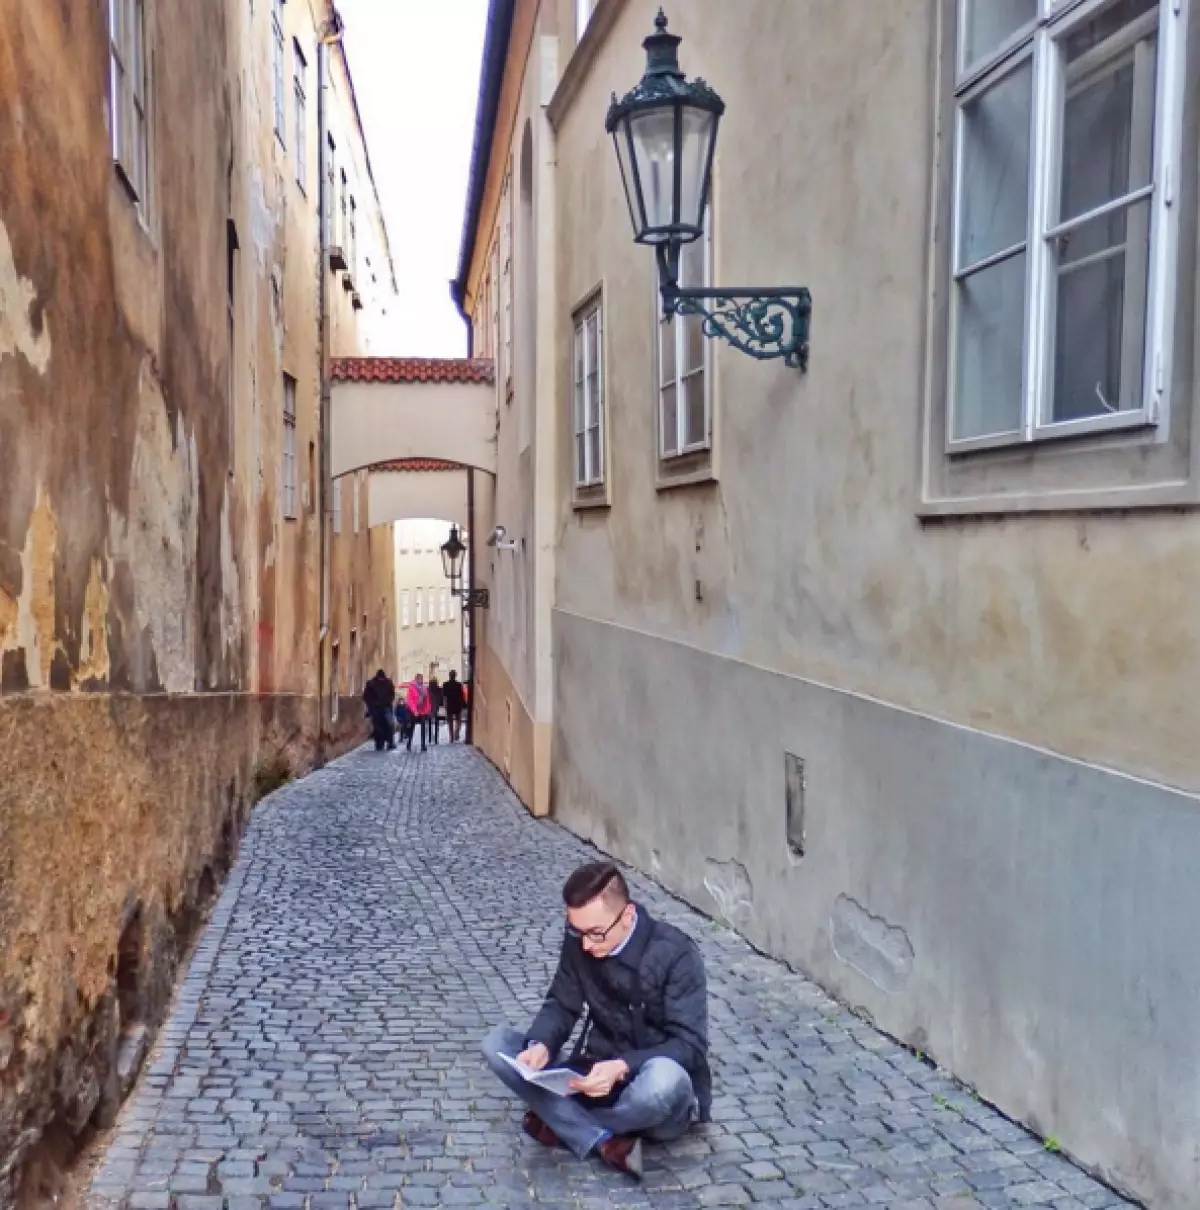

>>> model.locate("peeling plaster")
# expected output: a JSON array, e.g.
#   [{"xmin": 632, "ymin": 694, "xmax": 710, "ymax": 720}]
[
  {"xmin": 219, "ymin": 481, "xmax": 242, "ymax": 664},
  {"xmin": 15, "ymin": 487, "xmax": 58, "ymax": 688},
  {"xmin": 108, "ymin": 372, "xmax": 200, "ymax": 692},
  {"xmin": 829, "ymin": 894, "xmax": 914, "ymax": 994},
  {"xmin": 77, "ymin": 557, "xmax": 111, "ymax": 686},
  {"xmin": 0, "ymin": 218, "xmax": 51, "ymax": 375},
  {"xmin": 704, "ymin": 857, "xmax": 754, "ymax": 927}
]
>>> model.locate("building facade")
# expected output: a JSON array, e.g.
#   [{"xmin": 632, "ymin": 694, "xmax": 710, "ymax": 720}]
[
  {"xmin": 393, "ymin": 518, "xmax": 464, "ymax": 686},
  {"xmin": 456, "ymin": 1, "xmax": 1200, "ymax": 1205},
  {"xmin": 0, "ymin": 0, "xmax": 395, "ymax": 1200}
]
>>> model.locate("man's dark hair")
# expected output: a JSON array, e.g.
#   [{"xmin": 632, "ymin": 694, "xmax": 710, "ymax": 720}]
[
  {"xmin": 375, "ymin": 668, "xmax": 386, "ymax": 678},
  {"xmin": 562, "ymin": 862, "xmax": 629, "ymax": 909}
]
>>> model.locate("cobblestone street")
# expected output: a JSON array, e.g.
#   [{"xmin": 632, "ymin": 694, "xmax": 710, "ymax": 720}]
[{"xmin": 87, "ymin": 745, "xmax": 1133, "ymax": 1210}]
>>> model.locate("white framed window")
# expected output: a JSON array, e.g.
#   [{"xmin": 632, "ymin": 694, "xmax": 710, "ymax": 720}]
[
  {"xmin": 427, "ymin": 588, "xmax": 435, "ymax": 624},
  {"xmin": 324, "ymin": 135, "xmax": 336, "ymax": 246},
  {"xmin": 331, "ymin": 475, "xmax": 341, "ymax": 534},
  {"xmin": 658, "ymin": 223, "xmax": 712, "ymax": 458},
  {"xmin": 293, "ymin": 40, "xmax": 307, "ymax": 193},
  {"xmin": 576, "ymin": 0, "xmax": 597, "ymax": 38},
  {"xmin": 948, "ymin": 0, "xmax": 1187, "ymax": 450},
  {"xmin": 572, "ymin": 296, "xmax": 605, "ymax": 488},
  {"xmin": 415, "ymin": 589, "xmax": 424, "ymax": 626},
  {"xmin": 282, "ymin": 374, "xmax": 297, "ymax": 519},
  {"xmin": 401, "ymin": 590, "xmax": 410, "ymax": 627},
  {"xmin": 349, "ymin": 197, "xmax": 358, "ymax": 278},
  {"xmin": 352, "ymin": 473, "xmax": 361, "ymax": 532},
  {"xmin": 340, "ymin": 170, "xmax": 349, "ymax": 254},
  {"xmin": 272, "ymin": 0, "xmax": 286, "ymax": 143},
  {"xmin": 108, "ymin": 0, "xmax": 149, "ymax": 205},
  {"xmin": 440, "ymin": 589, "xmax": 448, "ymax": 623}
]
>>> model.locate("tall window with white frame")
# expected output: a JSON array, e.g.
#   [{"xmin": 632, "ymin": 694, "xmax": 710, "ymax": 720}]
[
  {"xmin": 108, "ymin": 0, "xmax": 149, "ymax": 205},
  {"xmin": 272, "ymin": 0, "xmax": 286, "ymax": 144},
  {"xmin": 500, "ymin": 174, "xmax": 513, "ymax": 392},
  {"xmin": 331, "ymin": 475, "xmax": 341, "ymax": 534},
  {"xmin": 293, "ymin": 40, "xmax": 307, "ymax": 192},
  {"xmin": 576, "ymin": 0, "xmax": 597, "ymax": 38},
  {"xmin": 401, "ymin": 590, "xmax": 410, "ymax": 628},
  {"xmin": 282, "ymin": 375, "xmax": 297, "ymax": 519},
  {"xmin": 325, "ymin": 136, "xmax": 337, "ymax": 246},
  {"xmin": 349, "ymin": 197, "xmax": 358, "ymax": 279},
  {"xmin": 572, "ymin": 297, "xmax": 605, "ymax": 490},
  {"xmin": 415, "ymin": 588, "xmax": 424, "ymax": 626},
  {"xmin": 949, "ymin": 0, "xmax": 1187, "ymax": 448},
  {"xmin": 658, "ymin": 218, "xmax": 712, "ymax": 458}
]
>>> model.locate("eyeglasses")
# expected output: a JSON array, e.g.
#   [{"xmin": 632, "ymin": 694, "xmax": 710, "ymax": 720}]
[{"xmin": 566, "ymin": 906, "xmax": 627, "ymax": 944}]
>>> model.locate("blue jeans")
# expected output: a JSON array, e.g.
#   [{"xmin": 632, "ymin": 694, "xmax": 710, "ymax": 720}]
[{"xmin": 481, "ymin": 1024, "xmax": 696, "ymax": 1159}]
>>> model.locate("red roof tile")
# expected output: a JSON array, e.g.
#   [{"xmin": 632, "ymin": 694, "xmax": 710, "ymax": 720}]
[
  {"xmin": 372, "ymin": 459, "xmax": 463, "ymax": 473},
  {"xmin": 331, "ymin": 357, "xmax": 495, "ymax": 385}
]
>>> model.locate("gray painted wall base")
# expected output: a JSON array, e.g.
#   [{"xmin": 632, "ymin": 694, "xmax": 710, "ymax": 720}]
[{"xmin": 552, "ymin": 608, "xmax": 1200, "ymax": 1210}]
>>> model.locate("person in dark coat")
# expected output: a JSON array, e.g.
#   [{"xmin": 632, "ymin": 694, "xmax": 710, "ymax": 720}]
[
  {"xmin": 428, "ymin": 675, "xmax": 444, "ymax": 745},
  {"xmin": 481, "ymin": 862, "xmax": 709, "ymax": 1180},
  {"xmin": 443, "ymin": 670, "xmax": 466, "ymax": 742},
  {"xmin": 362, "ymin": 669, "xmax": 396, "ymax": 751}
]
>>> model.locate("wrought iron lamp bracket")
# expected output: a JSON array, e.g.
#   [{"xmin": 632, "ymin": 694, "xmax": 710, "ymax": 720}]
[
  {"xmin": 454, "ymin": 587, "xmax": 490, "ymax": 610},
  {"xmin": 656, "ymin": 245, "xmax": 812, "ymax": 371}
]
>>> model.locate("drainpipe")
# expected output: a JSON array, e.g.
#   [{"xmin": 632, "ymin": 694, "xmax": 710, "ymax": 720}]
[
  {"xmin": 466, "ymin": 468, "xmax": 477, "ymax": 747},
  {"xmin": 317, "ymin": 10, "xmax": 344, "ymax": 746}
]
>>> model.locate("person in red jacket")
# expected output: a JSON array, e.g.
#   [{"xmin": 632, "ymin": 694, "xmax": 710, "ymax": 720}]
[{"xmin": 405, "ymin": 673, "xmax": 431, "ymax": 752}]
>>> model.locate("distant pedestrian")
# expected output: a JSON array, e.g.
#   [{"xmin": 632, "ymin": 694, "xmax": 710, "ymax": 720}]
[
  {"xmin": 428, "ymin": 676, "xmax": 444, "ymax": 745},
  {"xmin": 480, "ymin": 862, "xmax": 710, "ymax": 1180},
  {"xmin": 405, "ymin": 673, "xmax": 430, "ymax": 752},
  {"xmin": 394, "ymin": 696, "xmax": 413, "ymax": 747},
  {"xmin": 443, "ymin": 670, "xmax": 466, "ymax": 743},
  {"xmin": 362, "ymin": 669, "xmax": 396, "ymax": 752}
]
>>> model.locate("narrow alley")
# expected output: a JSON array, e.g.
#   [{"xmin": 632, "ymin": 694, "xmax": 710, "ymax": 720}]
[{"xmin": 85, "ymin": 748, "xmax": 1130, "ymax": 1210}]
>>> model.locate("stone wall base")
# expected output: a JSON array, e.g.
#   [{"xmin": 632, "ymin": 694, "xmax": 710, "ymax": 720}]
[{"xmin": 0, "ymin": 691, "xmax": 367, "ymax": 1209}]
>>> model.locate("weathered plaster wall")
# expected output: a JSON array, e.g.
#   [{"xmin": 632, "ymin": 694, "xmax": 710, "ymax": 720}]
[
  {"xmin": 548, "ymin": 1, "xmax": 1200, "ymax": 1206},
  {"xmin": 0, "ymin": 0, "xmax": 394, "ymax": 1200}
]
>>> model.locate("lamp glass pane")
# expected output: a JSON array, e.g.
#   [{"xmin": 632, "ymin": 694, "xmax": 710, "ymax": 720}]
[
  {"xmin": 679, "ymin": 107, "xmax": 716, "ymax": 233},
  {"xmin": 613, "ymin": 127, "xmax": 644, "ymax": 237},
  {"xmin": 630, "ymin": 106, "xmax": 678, "ymax": 239}
]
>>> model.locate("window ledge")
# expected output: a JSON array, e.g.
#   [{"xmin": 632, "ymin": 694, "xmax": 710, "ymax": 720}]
[
  {"xmin": 917, "ymin": 479, "xmax": 1200, "ymax": 519},
  {"xmin": 572, "ymin": 483, "xmax": 610, "ymax": 511},
  {"xmin": 656, "ymin": 454, "xmax": 717, "ymax": 492},
  {"xmin": 547, "ymin": 0, "xmax": 631, "ymax": 130}
]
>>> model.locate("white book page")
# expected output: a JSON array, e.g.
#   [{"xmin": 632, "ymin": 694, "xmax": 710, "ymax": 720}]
[{"xmin": 497, "ymin": 1053, "xmax": 579, "ymax": 1097}]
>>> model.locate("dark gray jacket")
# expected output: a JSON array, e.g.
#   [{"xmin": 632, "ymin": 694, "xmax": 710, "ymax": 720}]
[{"xmin": 527, "ymin": 906, "xmax": 711, "ymax": 1118}]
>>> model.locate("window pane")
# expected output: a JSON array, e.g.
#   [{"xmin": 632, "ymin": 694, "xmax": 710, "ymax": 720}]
[
  {"xmin": 1050, "ymin": 199, "xmax": 1150, "ymax": 422},
  {"xmin": 684, "ymin": 371, "xmax": 706, "ymax": 448},
  {"xmin": 587, "ymin": 369, "xmax": 600, "ymax": 430},
  {"xmin": 953, "ymin": 252, "xmax": 1027, "ymax": 440},
  {"xmin": 958, "ymin": 61, "xmax": 1033, "ymax": 268},
  {"xmin": 659, "ymin": 317, "xmax": 676, "ymax": 385},
  {"xmin": 1059, "ymin": 11, "xmax": 1157, "ymax": 224},
  {"xmin": 575, "ymin": 433, "xmax": 587, "ymax": 485},
  {"xmin": 588, "ymin": 426, "xmax": 602, "ymax": 482},
  {"xmin": 661, "ymin": 382, "xmax": 678, "ymax": 456},
  {"xmin": 681, "ymin": 233, "xmax": 705, "ymax": 288},
  {"xmin": 683, "ymin": 312, "xmax": 705, "ymax": 375},
  {"xmin": 573, "ymin": 376, "xmax": 585, "ymax": 437},
  {"xmin": 960, "ymin": 0, "xmax": 1036, "ymax": 71}
]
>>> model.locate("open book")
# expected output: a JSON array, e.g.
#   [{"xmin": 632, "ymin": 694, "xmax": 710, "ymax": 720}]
[{"xmin": 497, "ymin": 1052, "xmax": 579, "ymax": 1097}]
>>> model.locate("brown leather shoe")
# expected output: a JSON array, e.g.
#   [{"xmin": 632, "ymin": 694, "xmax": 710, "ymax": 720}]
[
  {"xmin": 597, "ymin": 1134, "xmax": 643, "ymax": 1179},
  {"xmin": 521, "ymin": 1110, "xmax": 561, "ymax": 1149}
]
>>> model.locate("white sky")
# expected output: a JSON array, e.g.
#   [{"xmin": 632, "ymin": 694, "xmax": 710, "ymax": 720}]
[{"xmin": 338, "ymin": 0, "xmax": 490, "ymax": 358}]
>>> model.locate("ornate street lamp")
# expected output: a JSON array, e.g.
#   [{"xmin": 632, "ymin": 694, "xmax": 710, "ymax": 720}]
[
  {"xmin": 606, "ymin": 10, "xmax": 812, "ymax": 369},
  {"xmin": 440, "ymin": 525, "xmax": 489, "ymax": 609}
]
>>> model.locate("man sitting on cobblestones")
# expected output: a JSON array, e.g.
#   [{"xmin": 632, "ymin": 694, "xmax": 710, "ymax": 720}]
[{"xmin": 482, "ymin": 861, "xmax": 710, "ymax": 1180}]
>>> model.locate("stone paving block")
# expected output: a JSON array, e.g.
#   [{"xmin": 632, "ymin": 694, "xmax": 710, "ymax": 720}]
[{"xmin": 83, "ymin": 746, "xmax": 1137, "ymax": 1210}]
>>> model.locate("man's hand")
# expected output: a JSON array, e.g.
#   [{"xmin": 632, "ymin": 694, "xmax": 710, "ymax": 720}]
[
  {"xmin": 516, "ymin": 1043, "xmax": 550, "ymax": 1071},
  {"xmin": 569, "ymin": 1059, "xmax": 630, "ymax": 1098}
]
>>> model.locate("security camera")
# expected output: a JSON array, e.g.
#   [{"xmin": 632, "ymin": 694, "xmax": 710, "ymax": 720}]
[{"xmin": 487, "ymin": 525, "xmax": 519, "ymax": 551}]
